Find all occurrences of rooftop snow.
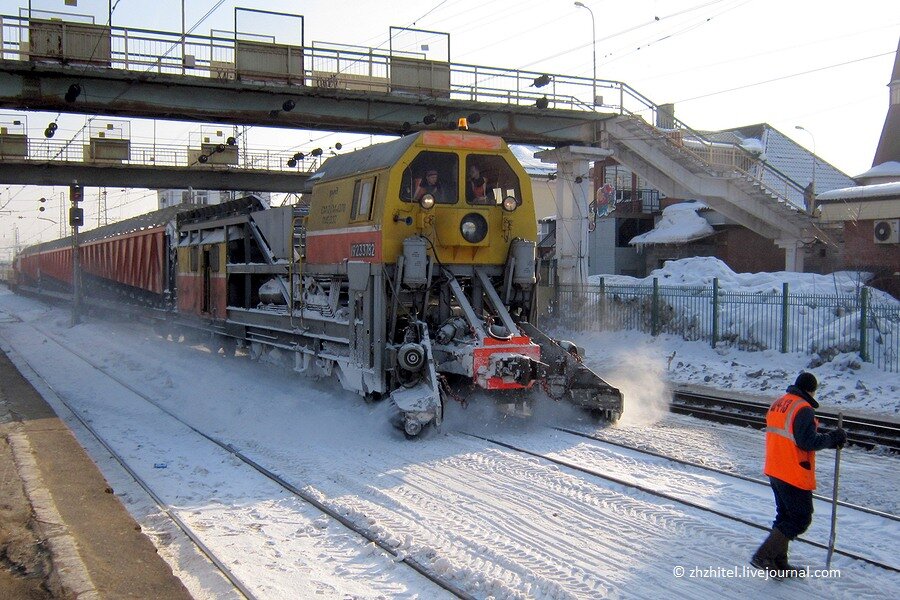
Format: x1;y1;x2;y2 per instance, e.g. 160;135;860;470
629;201;714;247
817;180;900;201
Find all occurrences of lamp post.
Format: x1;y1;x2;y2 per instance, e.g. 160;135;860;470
574;2;597;107
794;125;816;197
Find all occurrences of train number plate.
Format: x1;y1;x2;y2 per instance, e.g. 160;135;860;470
350;242;376;258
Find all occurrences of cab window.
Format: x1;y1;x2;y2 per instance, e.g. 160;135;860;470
465;154;522;206
400;151;458;204
351;177;375;221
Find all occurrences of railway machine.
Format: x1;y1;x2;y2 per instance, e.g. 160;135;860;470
13;127;624;437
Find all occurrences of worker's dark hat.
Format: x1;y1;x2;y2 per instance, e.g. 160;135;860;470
794;372;818;393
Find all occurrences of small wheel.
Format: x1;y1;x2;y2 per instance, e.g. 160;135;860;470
403;418;423;438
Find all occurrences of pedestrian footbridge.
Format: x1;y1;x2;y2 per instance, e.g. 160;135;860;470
0;9;818;270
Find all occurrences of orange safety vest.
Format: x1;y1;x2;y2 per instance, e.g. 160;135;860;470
764;393;818;490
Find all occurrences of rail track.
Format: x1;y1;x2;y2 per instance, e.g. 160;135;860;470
10;324;473;600
671;390;900;452
461;430;900;574
551;426;899;521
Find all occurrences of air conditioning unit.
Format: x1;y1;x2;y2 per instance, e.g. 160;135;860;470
873;219;900;244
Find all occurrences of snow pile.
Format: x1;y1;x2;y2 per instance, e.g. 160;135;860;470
590;256;887;299
578;258;900;416
628;201;715;247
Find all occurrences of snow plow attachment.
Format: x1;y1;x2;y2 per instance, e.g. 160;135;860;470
389;321;443;437
518;322;624;421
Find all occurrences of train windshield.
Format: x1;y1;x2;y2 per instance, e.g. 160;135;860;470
465;154;521;206
400;151;459;204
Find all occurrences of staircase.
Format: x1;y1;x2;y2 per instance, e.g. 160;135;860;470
602;115;819;258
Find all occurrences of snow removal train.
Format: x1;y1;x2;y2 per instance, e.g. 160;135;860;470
11;128;624;436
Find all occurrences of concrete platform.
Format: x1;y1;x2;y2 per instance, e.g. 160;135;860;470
0;347;192;599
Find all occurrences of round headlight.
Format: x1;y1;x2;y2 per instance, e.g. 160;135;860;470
419;194;435;210
460;213;488;244
502;195;518;212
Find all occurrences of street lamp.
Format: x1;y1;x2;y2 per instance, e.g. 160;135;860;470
574;2;597;107
794;125;816;199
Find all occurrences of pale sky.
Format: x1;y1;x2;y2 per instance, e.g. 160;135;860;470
1;0;898;255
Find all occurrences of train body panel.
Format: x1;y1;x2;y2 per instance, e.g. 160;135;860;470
12;130;623;437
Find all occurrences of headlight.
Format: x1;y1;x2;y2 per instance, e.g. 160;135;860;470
460;213;488;244
419;194;435;210
502;195;518;212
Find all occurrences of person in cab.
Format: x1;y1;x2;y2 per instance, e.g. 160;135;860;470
466;165;493;204
414;169;447;203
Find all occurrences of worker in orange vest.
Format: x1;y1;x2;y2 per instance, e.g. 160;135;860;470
750;372;846;577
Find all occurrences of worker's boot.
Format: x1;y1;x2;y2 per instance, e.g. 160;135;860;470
750;530;781;572
773;530;801;578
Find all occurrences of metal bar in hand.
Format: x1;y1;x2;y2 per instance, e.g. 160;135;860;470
826;412;843;569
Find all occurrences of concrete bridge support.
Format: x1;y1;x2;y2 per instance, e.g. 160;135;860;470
535;146;614;286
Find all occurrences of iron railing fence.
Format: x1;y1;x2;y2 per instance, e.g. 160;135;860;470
540;281;900;373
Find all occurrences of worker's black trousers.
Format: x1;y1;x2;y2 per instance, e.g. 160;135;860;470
769;476;814;539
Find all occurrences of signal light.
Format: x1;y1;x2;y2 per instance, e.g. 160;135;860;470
423;114;437;125
69;184;83;204
532;74;551;88
334;142;342;150
457;117;468;130
69;206;84;227
226;136;236;146
282;99;296;112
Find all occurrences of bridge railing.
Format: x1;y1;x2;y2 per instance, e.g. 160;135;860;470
17;138;320;173
0;13;806;203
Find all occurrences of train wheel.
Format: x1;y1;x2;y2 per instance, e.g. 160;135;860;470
219;336;237;357
364;392;384;404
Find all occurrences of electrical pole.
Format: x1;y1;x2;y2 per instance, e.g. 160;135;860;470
70;183;84;326
99;187;108;227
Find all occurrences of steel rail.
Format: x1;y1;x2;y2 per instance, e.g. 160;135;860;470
25;323;474;600
460;432;899;573
0;336;257;600
551;426;900;522
671;391;900;451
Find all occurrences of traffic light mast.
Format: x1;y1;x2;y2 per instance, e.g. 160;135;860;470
70;183;83;326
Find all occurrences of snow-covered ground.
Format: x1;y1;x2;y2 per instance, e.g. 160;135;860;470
0;280;898;599
585;257;899;419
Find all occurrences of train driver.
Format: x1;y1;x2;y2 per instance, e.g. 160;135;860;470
414;169;447;203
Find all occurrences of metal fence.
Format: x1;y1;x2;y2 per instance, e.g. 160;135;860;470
539;280;900;373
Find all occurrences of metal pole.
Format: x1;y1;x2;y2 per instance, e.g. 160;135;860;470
826;412;843;569
574;2;596;107
795;125;816;197
71;218;81;326
181;1;186;75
